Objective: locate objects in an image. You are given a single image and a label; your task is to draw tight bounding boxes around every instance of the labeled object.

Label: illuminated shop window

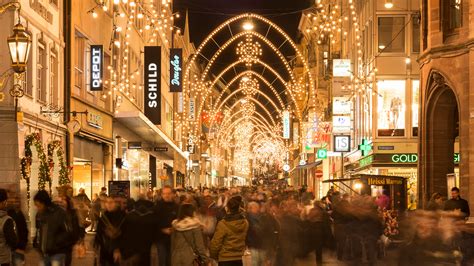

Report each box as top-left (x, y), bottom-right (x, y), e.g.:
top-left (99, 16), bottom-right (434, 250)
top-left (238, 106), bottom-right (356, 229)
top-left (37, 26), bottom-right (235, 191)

top-left (412, 80), bottom-right (419, 137)
top-left (377, 80), bottom-right (406, 136)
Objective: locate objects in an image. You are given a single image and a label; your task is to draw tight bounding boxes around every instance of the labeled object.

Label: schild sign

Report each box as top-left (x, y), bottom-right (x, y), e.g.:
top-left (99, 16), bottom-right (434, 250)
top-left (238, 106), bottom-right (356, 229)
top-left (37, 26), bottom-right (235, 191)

top-left (144, 46), bottom-right (162, 125)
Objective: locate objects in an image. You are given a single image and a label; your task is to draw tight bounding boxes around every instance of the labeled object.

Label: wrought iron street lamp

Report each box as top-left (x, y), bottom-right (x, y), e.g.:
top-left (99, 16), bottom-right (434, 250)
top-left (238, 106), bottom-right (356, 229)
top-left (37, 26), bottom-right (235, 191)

top-left (0, 2), bottom-right (32, 121)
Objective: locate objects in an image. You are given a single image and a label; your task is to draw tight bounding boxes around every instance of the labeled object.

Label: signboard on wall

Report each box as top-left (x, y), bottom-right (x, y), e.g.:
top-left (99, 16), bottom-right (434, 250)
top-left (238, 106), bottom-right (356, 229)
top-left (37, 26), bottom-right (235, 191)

top-left (90, 45), bottom-right (103, 91)
top-left (189, 97), bottom-right (195, 120)
top-left (144, 46), bottom-right (162, 125)
top-left (169, 48), bottom-right (182, 92)
top-left (283, 110), bottom-right (290, 139)
top-left (333, 115), bottom-right (351, 133)
top-left (333, 97), bottom-right (351, 115)
top-left (109, 181), bottom-right (130, 198)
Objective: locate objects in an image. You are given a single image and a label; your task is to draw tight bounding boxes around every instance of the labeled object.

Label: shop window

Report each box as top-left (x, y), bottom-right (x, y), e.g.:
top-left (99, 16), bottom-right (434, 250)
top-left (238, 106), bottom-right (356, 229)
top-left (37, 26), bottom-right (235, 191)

top-left (378, 17), bottom-right (405, 53)
top-left (442, 0), bottom-right (462, 33)
top-left (74, 33), bottom-right (85, 95)
top-left (412, 80), bottom-right (420, 137)
top-left (377, 80), bottom-right (406, 137)
top-left (412, 16), bottom-right (420, 53)
top-left (36, 43), bottom-right (47, 103)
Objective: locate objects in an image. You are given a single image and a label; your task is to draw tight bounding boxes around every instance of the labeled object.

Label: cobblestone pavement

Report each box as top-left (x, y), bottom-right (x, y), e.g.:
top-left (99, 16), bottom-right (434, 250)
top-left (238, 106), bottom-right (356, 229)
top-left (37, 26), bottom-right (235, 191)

top-left (24, 233), bottom-right (399, 266)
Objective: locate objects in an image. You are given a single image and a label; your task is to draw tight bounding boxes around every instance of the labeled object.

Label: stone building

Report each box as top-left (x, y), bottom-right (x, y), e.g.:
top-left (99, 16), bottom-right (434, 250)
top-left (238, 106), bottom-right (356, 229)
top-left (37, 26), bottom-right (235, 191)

top-left (418, 0), bottom-right (473, 210)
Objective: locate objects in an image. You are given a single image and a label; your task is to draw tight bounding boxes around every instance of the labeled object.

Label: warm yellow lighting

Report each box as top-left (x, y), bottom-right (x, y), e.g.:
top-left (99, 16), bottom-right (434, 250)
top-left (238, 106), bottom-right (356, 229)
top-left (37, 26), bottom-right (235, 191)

top-left (385, 0), bottom-right (393, 8)
top-left (242, 21), bottom-right (254, 31)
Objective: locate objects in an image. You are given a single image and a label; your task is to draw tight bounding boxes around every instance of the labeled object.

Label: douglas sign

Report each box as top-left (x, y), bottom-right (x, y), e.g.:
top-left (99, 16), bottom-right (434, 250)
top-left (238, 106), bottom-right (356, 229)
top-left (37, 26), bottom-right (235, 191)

top-left (170, 48), bottom-right (182, 92)
top-left (144, 46), bottom-right (161, 125)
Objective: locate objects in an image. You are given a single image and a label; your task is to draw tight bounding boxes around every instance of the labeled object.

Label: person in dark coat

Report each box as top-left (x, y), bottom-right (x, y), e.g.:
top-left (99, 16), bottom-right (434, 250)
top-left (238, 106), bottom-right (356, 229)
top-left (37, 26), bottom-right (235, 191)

top-left (154, 186), bottom-right (179, 266)
top-left (246, 201), bottom-right (265, 266)
top-left (34, 190), bottom-right (71, 266)
top-left (305, 202), bottom-right (334, 266)
top-left (57, 195), bottom-right (85, 266)
top-left (0, 189), bottom-right (17, 266)
top-left (444, 187), bottom-right (470, 218)
top-left (94, 196), bottom-right (126, 266)
top-left (117, 197), bottom-right (155, 265)
top-left (426, 192), bottom-right (444, 211)
top-left (6, 197), bottom-right (27, 266)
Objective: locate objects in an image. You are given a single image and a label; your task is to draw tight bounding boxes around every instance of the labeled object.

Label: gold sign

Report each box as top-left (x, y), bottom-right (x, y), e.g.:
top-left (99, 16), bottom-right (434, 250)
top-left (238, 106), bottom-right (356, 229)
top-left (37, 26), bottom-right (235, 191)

top-left (367, 177), bottom-right (403, 186)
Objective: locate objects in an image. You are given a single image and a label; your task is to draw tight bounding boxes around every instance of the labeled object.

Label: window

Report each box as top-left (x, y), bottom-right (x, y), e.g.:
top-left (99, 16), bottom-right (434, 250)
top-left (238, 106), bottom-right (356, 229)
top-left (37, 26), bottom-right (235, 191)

top-left (50, 50), bottom-right (59, 106)
top-left (412, 16), bottom-right (420, 53)
top-left (22, 45), bottom-right (33, 97)
top-left (442, 0), bottom-right (462, 31)
top-left (37, 44), bottom-right (47, 103)
top-left (378, 17), bottom-right (405, 53)
top-left (412, 80), bottom-right (420, 137)
top-left (74, 34), bottom-right (85, 94)
top-left (377, 80), bottom-right (406, 136)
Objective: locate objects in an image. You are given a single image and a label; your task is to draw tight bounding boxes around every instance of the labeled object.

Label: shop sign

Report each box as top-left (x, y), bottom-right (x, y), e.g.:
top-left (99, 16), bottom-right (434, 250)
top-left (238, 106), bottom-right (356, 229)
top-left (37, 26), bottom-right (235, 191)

top-left (359, 155), bottom-right (373, 168)
top-left (187, 145), bottom-right (195, 154)
top-left (317, 149), bottom-right (327, 159)
top-left (29, 0), bottom-right (53, 24)
top-left (377, 146), bottom-right (395, 150)
top-left (128, 142), bottom-right (142, 149)
top-left (283, 110), bottom-right (290, 139)
top-left (333, 78), bottom-right (351, 97)
top-left (333, 97), bottom-right (351, 115)
top-left (334, 135), bottom-right (351, 152)
top-left (109, 181), bottom-right (130, 198)
top-left (86, 111), bottom-right (103, 129)
top-left (189, 97), bottom-right (195, 121)
top-left (374, 153), bottom-right (460, 164)
top-left (333, 59), bottom-right (351, 77)
top-left (392, 154), bottom-right (418, 163)
top-left (366, 177), bottom-right (403, 186)
top-left (144, 46), bottom-right (162, 125)
top-left (169, 48), bottom-right (182, 92)
top-left (154, 147), bottom-right (168, 152)
top-left (333, 115), bottom-right (351, 133)
top-left (90, 45), bottom-right (103, 91)
top-left (358, 139), bottom-right (372, 156)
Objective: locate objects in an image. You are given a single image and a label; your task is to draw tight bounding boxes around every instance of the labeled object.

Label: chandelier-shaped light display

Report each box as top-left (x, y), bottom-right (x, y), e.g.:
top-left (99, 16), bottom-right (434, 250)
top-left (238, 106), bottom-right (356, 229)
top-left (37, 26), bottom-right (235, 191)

top-left (236, 34), bottom-right (262, 67)
top-left (241, 99), bottom-right (255, 117)
top-left (239, 74), bottom-right (259, 96)
top-left (234, 120), bottom-right (254, 140)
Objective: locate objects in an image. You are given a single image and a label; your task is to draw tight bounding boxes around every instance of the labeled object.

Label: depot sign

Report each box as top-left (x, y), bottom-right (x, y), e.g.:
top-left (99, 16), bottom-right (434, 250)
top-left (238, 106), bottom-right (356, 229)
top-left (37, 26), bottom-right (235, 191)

top-left (144, 46), bottom-right (161, 125)
top-left (90, 45), bottom-right (103, 91)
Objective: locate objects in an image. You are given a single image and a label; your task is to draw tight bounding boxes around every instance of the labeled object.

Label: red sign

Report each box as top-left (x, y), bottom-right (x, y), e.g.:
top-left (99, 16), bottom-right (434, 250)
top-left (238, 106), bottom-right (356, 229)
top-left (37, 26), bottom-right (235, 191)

top-left (315, 170), bottom-right (323, 178)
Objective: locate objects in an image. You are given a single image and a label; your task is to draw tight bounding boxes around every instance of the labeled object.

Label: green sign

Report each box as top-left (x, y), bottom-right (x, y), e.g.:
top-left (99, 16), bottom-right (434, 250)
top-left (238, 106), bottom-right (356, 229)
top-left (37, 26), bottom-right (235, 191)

top-left (317, 149), bottom-right (327, 159)
top-left (390, 153), bottom-right (460, 163)
top-left (358, 139), bottom-right (372, 156)
top-left (359, 155), bottom-right (374, 168)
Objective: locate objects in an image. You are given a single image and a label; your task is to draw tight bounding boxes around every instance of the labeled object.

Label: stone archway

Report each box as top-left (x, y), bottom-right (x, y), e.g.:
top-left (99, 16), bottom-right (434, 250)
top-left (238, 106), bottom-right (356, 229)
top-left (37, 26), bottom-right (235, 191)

top-left (421, 71), bottom-right (460, 205)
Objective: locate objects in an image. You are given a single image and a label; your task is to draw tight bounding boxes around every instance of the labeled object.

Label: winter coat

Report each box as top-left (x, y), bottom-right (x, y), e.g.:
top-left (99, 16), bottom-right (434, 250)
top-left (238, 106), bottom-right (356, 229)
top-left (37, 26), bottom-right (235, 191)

top-left (210, 212), bottom-right (249, 262)
top-left (7, 208), bottom-right (28, 251)
top-left (154, 200), bottom-right (179, 243)
top-left (171, 217), bottom-right (207, 266)
top-left (0, 210), bottom-right (17, 264)
top-left (246, 213), bottom-right (264, 249)
top-left (94, 210), bottom-right (126, 265)
top-left (35, 204), bottom-right (71, 256)
top-left (444, 197), bottom-right (470, 217)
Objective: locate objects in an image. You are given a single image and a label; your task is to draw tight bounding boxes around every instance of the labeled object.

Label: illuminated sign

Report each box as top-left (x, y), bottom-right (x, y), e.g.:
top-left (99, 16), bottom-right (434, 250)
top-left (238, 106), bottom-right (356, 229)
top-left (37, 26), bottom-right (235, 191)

top-left (189, 97), bottom-right (195, 121)
top-left (86, 111), bottom-right (103, 129)
top-left (367, 177), bottom-right (403, 186)
top-left (169, 48), bottom-right (182, 92)
top-left (90, 45), bottom-right (103, 91)
top-left (358, 139), bottom-right (372, 156)
top-left (333, 97), bottom-right (351, 115)
top-left (333, 115), bottom-right (351, 133)
top-left (317, 149), bottom-right (327, 159)
top-left (384, 153), bottom-right (460, 164)
top-left (334, 135), bottom-right (351, 152)
top-left (144, 46), bottom-right (162, 125)
top-left (283, 110), bottom-right (290, 139)
top-left (333, 59), bottom-right (351, 77)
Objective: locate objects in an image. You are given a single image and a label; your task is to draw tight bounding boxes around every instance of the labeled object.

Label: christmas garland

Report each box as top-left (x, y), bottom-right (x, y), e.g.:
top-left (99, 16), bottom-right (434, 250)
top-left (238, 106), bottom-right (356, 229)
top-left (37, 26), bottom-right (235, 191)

top-left (20, 133), bottom-right (50, 200)
top-left (47, 141), bottom-right (70, 186)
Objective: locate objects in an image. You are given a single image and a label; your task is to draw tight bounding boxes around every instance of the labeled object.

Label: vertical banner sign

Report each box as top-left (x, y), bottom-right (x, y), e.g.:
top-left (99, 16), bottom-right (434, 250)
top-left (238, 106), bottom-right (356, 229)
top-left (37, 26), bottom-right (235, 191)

top-left (189, 97), bottom-right (195, 121)
top-left (90, 45), bottom-right (103, 91)
top-left (144, 46), bottom-right (161, 125)
top-left (178, 92), bottom-right (183, 113)
top-left (334, 135), bottom-right (351, 152)
top-left (169, 48), bottom-right (182, 92)
top-left (283, 110), bottom-right (290, 139)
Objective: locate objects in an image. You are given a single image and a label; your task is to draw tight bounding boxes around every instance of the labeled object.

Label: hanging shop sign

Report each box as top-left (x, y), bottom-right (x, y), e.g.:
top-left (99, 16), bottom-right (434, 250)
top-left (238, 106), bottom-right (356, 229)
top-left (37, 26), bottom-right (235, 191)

top-left (333, 115), bottom-right (351, 133)
top-left (144, 46), bottom-right (162, 125)
top-left (86, 110), bottom-right (103, 129)
top-left (90, 45), bottom-right (103, 91)
top-left (169, 48), bottom-right (182, 92)
top-left (154, 147), bottom-right (168, 152)
top-left (127, 142), bottom-right (142, 149)
top-left (189, 97), bottom-right (195, 121)
top-left (283, 110), bottom-right (290, 139)
top-left (333, 59), bottom-right (351, 77)
top-left (333, 97), bottom-right (351, 115)
top-left (366, 176), bottom-right (403, 186)
top-left (187, 145), bottom-right (195, 154)
top-left (334, 135), bottom-right (351, 152)
top-left (358, 139), bottom-right (372, 156)
top-left (317, 149), bottom-right (328, 159)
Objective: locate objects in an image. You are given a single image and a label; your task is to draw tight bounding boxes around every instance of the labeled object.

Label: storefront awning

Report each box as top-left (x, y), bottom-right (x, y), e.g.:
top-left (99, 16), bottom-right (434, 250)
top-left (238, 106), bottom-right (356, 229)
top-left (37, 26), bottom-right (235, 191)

top-left (115, 111), bottom-right (188, 160)
top-left (295, 160), bottom-right (322, 170)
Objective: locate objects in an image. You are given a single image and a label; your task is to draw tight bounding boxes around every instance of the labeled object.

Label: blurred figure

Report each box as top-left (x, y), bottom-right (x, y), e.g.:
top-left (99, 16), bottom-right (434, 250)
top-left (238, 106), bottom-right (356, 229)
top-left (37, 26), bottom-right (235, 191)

top-left (6, 204), bottom-right (27, 266)
top-left (375, 190), bottom-right (390, 210)
top-left (195, 195), bottom-right (217, 248)
top-left (426, 192), bottom-right (444, 211)
top-left (171, 204), bottom-right (207, 266)
top-left (100, 187), bottom-right (108, 197)
top-left (210, 196), bottom-right (249, 266)
top-left (154, 186), bottom-right (179, 266)
top-left (444, 187), bottom-right (470, 218)
top-left (90, 193), bottom-right (101, 232)
top-left (73, 188), bottom-right (91, 229)
top-left (275, 200), bottom-right (301, 266)
top-left (57, 195), bottom-right (85, 266)
top-left (305, 201), bottom-right (333, 266)
top-left (34, 190), bottom-right (70, 266)
top-left (0, 189), bottom-right (17, 266)
top-left (332, 193), bottom-right (352, 260)
top-left (246, 201), bottom-right (265, 266)
top-left (94, 196), bottom-right (126, 266)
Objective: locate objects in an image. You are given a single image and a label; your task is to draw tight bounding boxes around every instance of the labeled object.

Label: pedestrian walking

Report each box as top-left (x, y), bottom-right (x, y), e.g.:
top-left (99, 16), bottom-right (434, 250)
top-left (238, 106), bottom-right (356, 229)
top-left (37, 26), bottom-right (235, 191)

top-left (57, 195), bottom-right (85, 266)
top-left (6, 204), bottom-right (27, 266)
top-left (90, 194), bottom-right (101, 232)
top-left (171, 204), bottom-right (207, 266)
top-left (210, 196), bottom-right (249, 266)
top-left (33, 190), bottom-right (70, 266)
top-left (153, 186), bottom-right (179, 266)
top-left (245, 201), bottom-right (266, 266)
top-left (444, 187), bottom-right (470, 218)
top-left (426, 192), bottom-right (443, 211)
top-left (0, 189), bottom-right (18, 266)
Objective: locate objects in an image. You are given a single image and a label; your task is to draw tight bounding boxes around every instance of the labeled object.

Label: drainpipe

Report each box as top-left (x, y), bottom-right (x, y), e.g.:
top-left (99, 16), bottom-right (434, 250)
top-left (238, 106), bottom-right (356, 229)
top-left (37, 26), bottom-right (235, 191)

top-left (64, 0), bottom-right (72, 166)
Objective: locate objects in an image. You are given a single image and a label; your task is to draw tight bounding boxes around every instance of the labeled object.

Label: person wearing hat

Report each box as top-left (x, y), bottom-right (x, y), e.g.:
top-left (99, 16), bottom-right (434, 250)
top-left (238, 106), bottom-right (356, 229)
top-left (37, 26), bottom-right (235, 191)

top-left (0, 189), bottom-right (18, 266)
top-left (210, 196), bottom-right (249, 266)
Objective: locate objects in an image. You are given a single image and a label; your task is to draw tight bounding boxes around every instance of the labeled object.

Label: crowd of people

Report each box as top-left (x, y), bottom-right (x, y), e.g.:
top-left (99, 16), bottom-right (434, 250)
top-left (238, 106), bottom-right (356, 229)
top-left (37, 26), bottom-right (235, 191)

top-left (0, 185), bottom-right (472, 266)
